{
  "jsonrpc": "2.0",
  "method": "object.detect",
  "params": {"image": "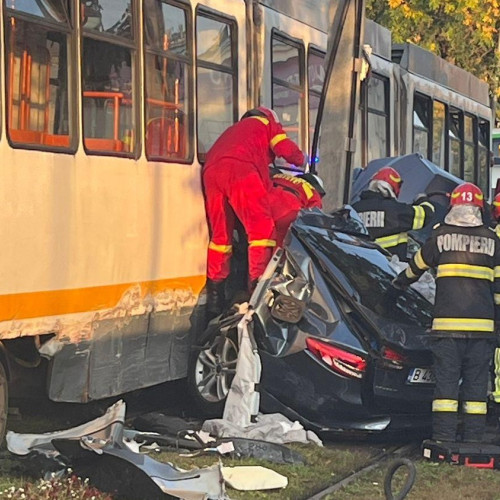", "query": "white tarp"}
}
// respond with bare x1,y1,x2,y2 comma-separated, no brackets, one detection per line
222,310,261,427
212,305,322,447
203,413,322,447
